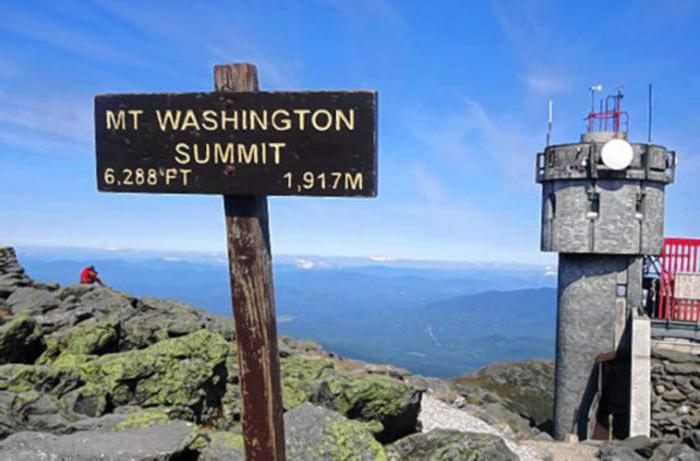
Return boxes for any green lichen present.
[73,330,229,416]
[114,408,172,430]
[63,318,119,355]
[36,336,60,364]
[193,429,244,451]
[327,373,415,420]
[281,356,335,410]
[319,418,386,461]
[63,382,109,417]
[0,363,82,395]
[52,353,96,369]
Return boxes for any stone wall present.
[650,347,700,440]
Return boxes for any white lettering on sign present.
[675,272,700,300]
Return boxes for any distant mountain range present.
[15,246,557,378]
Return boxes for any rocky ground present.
[1,246,699,460]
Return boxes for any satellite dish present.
[601,139,634,170]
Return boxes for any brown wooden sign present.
[95,62,379,460]
[94,91,377,196]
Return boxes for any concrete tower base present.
[554,254,643,440]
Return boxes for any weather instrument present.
[600,138,634,170]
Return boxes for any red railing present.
[658,238,700,321]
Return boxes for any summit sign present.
[94,91,377,196]
[95,62,379,460]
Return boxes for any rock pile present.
[0,247,538,459]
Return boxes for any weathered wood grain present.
[217,63,286,461]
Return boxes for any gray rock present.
[663,389,687,402]
[667,362,700,376]
[0,390,82,438]
[64,413,131,432]
[654,348,700,364]
[650,442,700,460]
[7,288,58,316]
[362,363,412,380]
[406,374,454,396]
[197,431,245,461]
[0,315,44,364]
[386,428,518,461]
[0,421,197,460]
[284,403,385,461]
[686,430,700,451]
[598,436,659,460]
[199,443,245,461]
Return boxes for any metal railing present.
[658,238,700,321]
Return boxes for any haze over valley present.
[17,246,557,378]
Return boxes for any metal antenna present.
[648,83,653,143]
[546,99,553,146]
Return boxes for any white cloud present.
[368,255,394,262]
[522,73,570,94]
[295,258,316,270]
[0,92,93,155]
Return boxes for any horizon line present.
[10,243,554,268]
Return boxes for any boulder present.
[598,436,659,460]
[386,428,518,461]
[650,442,700,460]
[0,314,44,364]
[0,364,83,395]
[281,355,422,443]
[196,430,245,461]
[6,288,58,316]
[0,389,82,439]
[451,359,554,429]
[72,329,230,422]
[326,372,422,443]
[284,403,385,461]
[0,420,198,460]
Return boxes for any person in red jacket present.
[80,265,104,286]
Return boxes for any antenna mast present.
[546,99,553,146]
[647,83,653,143]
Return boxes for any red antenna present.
[585,86,629,134]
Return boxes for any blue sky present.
[1,0,699,264]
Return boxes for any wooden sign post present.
[94,63,377,460]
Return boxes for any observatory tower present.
[536,89,676,440]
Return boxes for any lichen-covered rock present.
[196,430,245,461]
[281,356,335,410]
[0,364,83,395]
[386,429,518,461]
[0,314,44,364]
[281,356,422,443]
[72,329,230,422]
[285,403,386,461]
[62,317,120,355]
[323,372,422,443]
[61,383,109,417]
